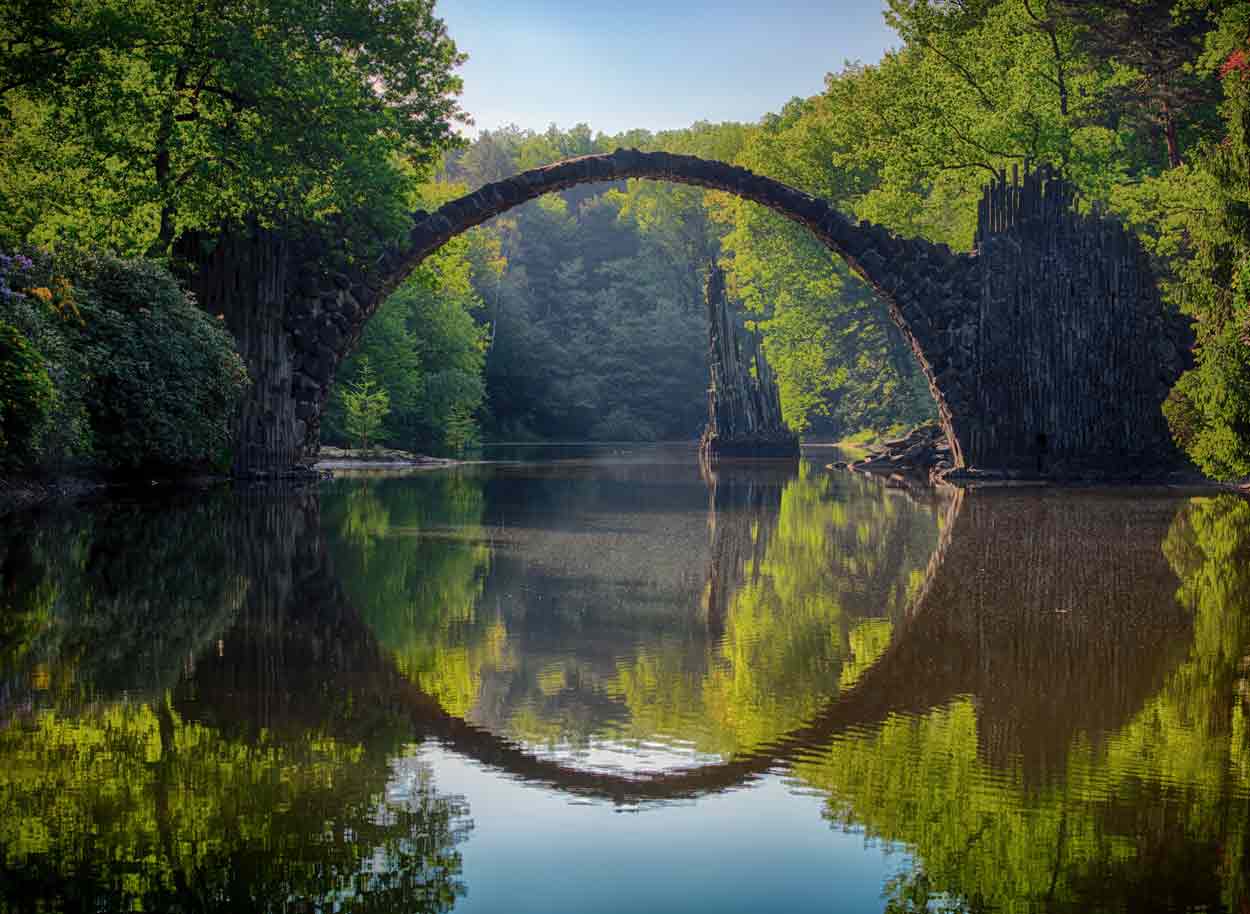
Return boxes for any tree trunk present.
[1162,99,1182,168]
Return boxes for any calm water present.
[1,443,1248,912]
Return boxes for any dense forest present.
[1,0,1250,476]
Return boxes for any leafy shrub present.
[1,249,248,474]
[70,254,249,473]
[1164,327,1250,481]
[0,320,54,469]
[0,251,92,466]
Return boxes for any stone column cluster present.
[698,265,798,461]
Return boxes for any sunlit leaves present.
[0,0,466,253]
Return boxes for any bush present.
[71,254,249,473]
[0,320,54,469]
[1164,327,1250,481]
[0,252,92,466]
[0,249,249,475]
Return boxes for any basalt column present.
[699,266,800,462]
[178,227,312,474]
[177,225,376,475]
[954,167,1192,475]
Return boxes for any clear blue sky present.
[437,0,899,137]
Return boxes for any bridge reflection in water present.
[0,458,1247,912]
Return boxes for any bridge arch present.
[184,151,1186,476]
[287,149,974,467]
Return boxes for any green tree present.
[1161,35,1250,480]
[1053,0,1225,169]
[325,188,491,456]
[341,357,390,452]
[0,0,465,255]
[444,403,479,455]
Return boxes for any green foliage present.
[430,4,1246,452]
[71,254,249,472]
[444,402,480,455]
[442,115,943,442]
[446,129,723,442]
[340,357,391,452]
[589,406,659,442]
[325,213,488,456]
[0,0,465,255]
[2,0,1248,467]
[0,250,247,474]
[711,100,934,436]
[0,319,53,468]
[0,252,93,465]
[1159,59,1250,479]
[1166,328,1250,479]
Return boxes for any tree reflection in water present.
[0,465,1248,912]
[0,490,471,913]
[796,493,1250,914]
[327,463,946,760]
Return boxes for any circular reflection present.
[322,461,946,774]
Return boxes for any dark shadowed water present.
[1,443,1248,912]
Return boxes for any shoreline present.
[0,453,463,516]
[0,476,111,517]
[313,457,458,470]
[826,460,1249,497]
[4,448,1245,518]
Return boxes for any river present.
[1,443,1247,912]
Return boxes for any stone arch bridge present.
[182,150,1189,477]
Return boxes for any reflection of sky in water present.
[514,737,725,774]
[408,743,911,914]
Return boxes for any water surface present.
[1,444,1248,912]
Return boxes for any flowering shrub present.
[1220,48,1249,80]
[0,253,34,305]
[70,254,249,473]
[0,249,248,474]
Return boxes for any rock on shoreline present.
[829,424,1238,491]
[0,476,108,517]
[833,425,953,484]
[313,446,457,470]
